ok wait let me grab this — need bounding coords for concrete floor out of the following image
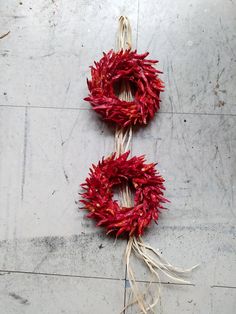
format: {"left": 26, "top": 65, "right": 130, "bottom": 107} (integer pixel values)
{"left": 0, "top": 0, "right": 236, "bottom": 313}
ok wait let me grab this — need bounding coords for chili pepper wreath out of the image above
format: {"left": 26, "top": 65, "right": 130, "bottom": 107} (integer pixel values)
{"left": 84, "top": 49, "right": 164, "bottom": 127}
{"left": 80, "top": 16, "right": 197, "bottom": 313}
{"left": 81, "top": 151, "right": 168, "bottom": 237}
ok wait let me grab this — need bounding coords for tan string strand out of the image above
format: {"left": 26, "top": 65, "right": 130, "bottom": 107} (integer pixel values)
{"left": 115, "top": 16, "right": 146, "bottom": 312}
{"left": 115, "top": 16, "right": 133, "bottom": 207}
{"left": 115, "top": 16, "right": 197, "bottom": 314}
{"left": 115, "top": 16, "right": 133, "bottom": 158}
{"left": 116, "top": 16, "right": 149, "bottom": 313}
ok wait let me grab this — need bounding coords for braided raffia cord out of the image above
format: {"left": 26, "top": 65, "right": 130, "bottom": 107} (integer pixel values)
{"left": 116, "top": 17, "right": 197, "bottom": 314}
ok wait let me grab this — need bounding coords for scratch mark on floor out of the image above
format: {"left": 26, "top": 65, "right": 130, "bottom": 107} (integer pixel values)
{"left": 66, "top": 80, "right": 71, "bottom": 94}
{"left": 219, "top": 17, "right": 236, "bottom": 58}
{"left": 0, "top": 31, "right": 10, "bottom": 40}
{"left": 33, "top": 254, "right": 50, "bottom": 272}
{"left": 60, "top": 112, "right": 80, "bottom": 146}
{"left": 63, "top": 168, "right": 69, "bottom": 183}
{"left": 21, "top": 108, "right": 28, "bottom": 201}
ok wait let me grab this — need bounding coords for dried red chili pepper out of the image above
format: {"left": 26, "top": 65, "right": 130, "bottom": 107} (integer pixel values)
{"left": 84, "top": 49, "right": 164, "bottom": 127}
{"left": 80, "top": 152, "right": 168, "bottom": 237}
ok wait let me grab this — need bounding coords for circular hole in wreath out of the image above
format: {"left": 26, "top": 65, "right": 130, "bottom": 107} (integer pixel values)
{"left": 112, "top": 179, "right": 135, "bottom": 207}
{"left": 113, "top": 78, "right": 137, "bottom": 100}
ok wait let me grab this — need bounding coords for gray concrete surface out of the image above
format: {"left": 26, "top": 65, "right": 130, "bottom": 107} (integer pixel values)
{"left": 0, "top": 0, "right": 236, "bottom": 313}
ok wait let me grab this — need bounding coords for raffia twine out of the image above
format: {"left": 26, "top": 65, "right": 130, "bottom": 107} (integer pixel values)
{"left": 115, "top": 16, "right": 198, "bottom": 313}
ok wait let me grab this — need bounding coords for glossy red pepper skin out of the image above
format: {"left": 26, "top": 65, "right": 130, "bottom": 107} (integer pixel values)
{"left": 84, "top": 49, "right": 164, "bottom": 128}
{"left": 80, "top": 152, "right": 168, "bottom": 237}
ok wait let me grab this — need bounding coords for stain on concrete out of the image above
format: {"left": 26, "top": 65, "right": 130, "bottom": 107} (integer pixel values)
{"left": 9, "top": 292, "right": 30, "bottom": 305}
